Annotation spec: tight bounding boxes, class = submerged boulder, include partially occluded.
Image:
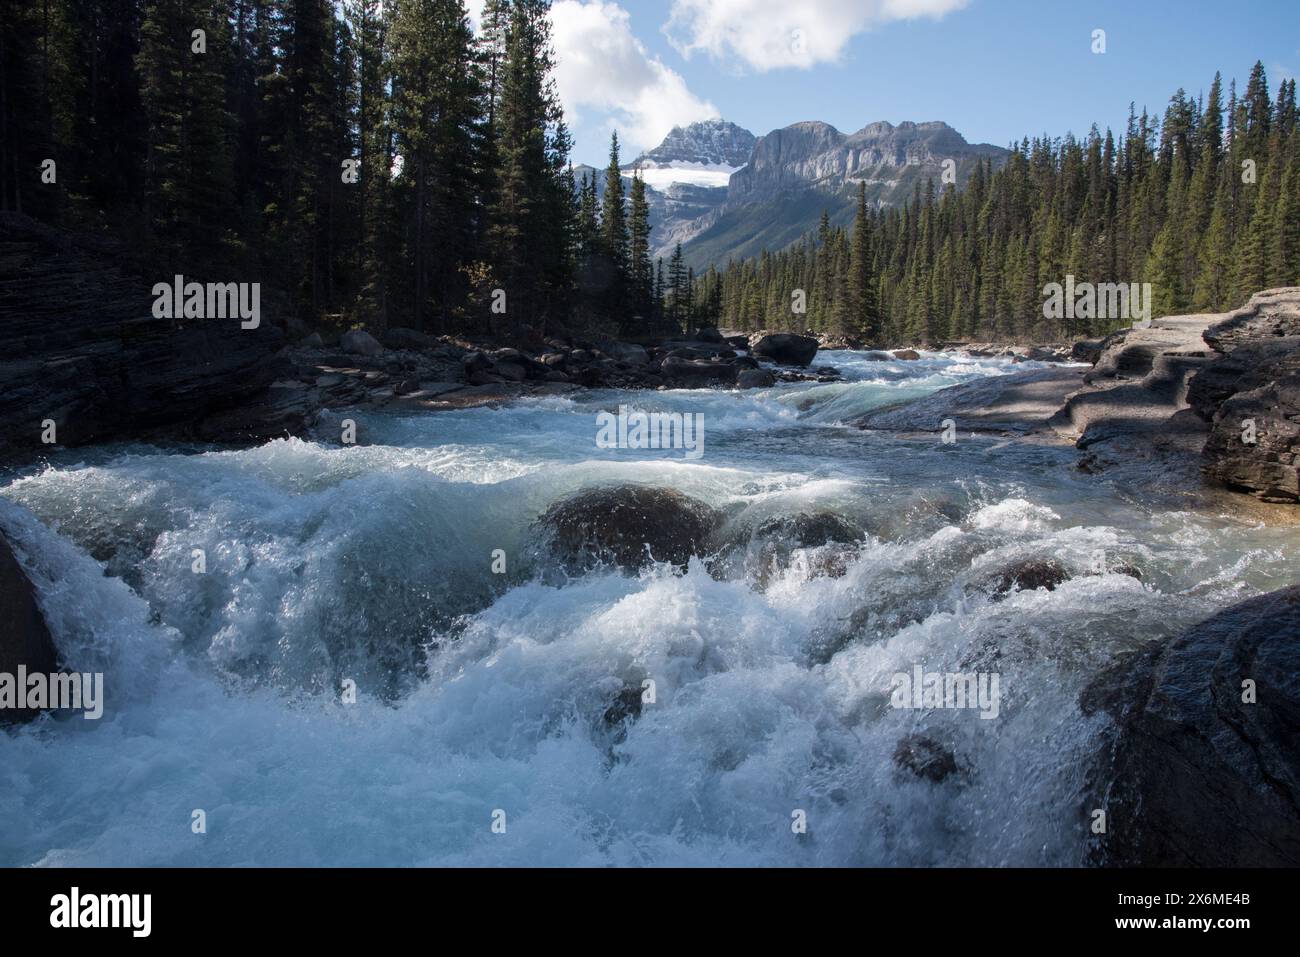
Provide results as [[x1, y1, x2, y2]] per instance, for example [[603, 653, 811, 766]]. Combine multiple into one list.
[[893, 734, 968, 785], [712, 510, 865, 588], [0, 531, 59, 725], [537, 485, 721, 571], [985, 558, 1070, 598], [1082, 584, 1300, 866], [752, 334, 818, 367]]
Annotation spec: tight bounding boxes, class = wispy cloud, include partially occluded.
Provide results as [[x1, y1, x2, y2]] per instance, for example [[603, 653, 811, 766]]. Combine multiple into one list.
[[664, 0, 970, 72]]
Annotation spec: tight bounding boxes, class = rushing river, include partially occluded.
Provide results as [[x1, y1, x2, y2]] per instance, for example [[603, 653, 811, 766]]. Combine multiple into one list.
[[2, 350, 1297, 866]]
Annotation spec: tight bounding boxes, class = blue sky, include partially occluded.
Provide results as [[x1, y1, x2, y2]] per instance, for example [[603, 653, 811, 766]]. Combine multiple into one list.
[[533, 0, 1300, 167]]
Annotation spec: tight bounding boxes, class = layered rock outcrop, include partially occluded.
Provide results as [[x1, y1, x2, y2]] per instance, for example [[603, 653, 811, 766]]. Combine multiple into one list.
[[1191, 288, 1300, 502], [0, 212, 286, 460]]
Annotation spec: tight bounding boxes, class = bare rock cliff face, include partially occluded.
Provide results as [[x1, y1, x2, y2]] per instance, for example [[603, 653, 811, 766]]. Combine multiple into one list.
[[729, 120, 1006, 204], [1192, 288, 1300, 502], [0, 212, 287, 461]]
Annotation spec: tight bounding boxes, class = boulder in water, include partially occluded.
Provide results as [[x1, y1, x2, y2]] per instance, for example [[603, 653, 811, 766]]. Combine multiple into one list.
[[985, 558, 1070, 598], [538, 485, 721, 571], [752, 334, 818, 367], [1082, 584, 1300, 866], [893, 734, 967, 785], [714, 510, 864, 588], [737, 368, 776, 389], [661, 356, 739, 386], [0, 531, 59, 725], [893, 349, 921, 361]]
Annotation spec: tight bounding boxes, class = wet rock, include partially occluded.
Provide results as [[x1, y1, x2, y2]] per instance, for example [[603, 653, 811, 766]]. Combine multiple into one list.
[[1071, 339, 1104, 364], [737, 368, 776, 389], [537, 485, 721, 571], [602, 684, 644, 728], [1081, 584, 1300, 866], [892, 349, 921, 361], [661, 356, 739, 386], [341, 329, 384, 357], [713, 511, 864, 588], [752, 333, 819, 367], [299, 332, 324, 348], [893, 734, 967, 784], [0, 531, 59, 725], [986, 558, 1070, 598], [859, 367, 1087, 435]]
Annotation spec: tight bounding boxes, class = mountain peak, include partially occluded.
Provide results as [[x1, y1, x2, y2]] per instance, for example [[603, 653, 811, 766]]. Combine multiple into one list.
[[633, 120, 756, 169]]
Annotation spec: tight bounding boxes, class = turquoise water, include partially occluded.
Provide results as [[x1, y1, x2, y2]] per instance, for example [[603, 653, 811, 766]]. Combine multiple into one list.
[[2, 350, 1296, 866]]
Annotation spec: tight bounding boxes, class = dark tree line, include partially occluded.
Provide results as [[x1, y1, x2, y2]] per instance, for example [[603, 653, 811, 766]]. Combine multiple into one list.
[[3, 13, 1295, 346], [1, 0, 681, 339], [709, 64, 1300, 345]]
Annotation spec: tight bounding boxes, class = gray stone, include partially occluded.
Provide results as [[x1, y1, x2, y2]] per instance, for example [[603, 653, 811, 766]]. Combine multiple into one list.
[[752, 333, 819, 367], [1081, 584, 1300, 866], [537, 485, 721, 572], [737, 368, 776, 389], [340, 329, 384, 357]]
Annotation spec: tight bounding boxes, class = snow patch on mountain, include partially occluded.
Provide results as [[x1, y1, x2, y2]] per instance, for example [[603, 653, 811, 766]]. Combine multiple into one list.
[[636, 161, 746, 190]]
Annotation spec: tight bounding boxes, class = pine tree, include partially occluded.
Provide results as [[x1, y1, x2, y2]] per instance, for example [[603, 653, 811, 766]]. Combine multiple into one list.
[[599, 131, 628, 286], [627, 169, 653, 332], [489, 0, 570, 333], [137, 0, 237, 270], [848, 182, 879, 342]]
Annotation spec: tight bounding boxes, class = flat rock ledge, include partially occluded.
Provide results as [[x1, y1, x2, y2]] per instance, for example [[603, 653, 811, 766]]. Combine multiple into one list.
[[855, 366, 1086, 437]]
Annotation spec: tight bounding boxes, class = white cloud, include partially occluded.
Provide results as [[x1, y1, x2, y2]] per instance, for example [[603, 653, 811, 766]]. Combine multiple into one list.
[[665, 0, 970, 72], [550, 0, 718, 157]]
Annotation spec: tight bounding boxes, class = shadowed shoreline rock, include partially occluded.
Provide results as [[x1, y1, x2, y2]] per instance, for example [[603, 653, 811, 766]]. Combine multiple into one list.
[[1081, 584, 1300, 867], [0, 530, 59, 726]]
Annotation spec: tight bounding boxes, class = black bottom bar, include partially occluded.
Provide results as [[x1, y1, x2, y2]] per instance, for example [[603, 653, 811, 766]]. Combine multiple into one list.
[[0, 867, 1290, 942]]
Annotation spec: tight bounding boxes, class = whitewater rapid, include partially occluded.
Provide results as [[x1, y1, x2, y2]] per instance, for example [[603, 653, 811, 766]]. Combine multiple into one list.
[[2, 350, 1297, 866]]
